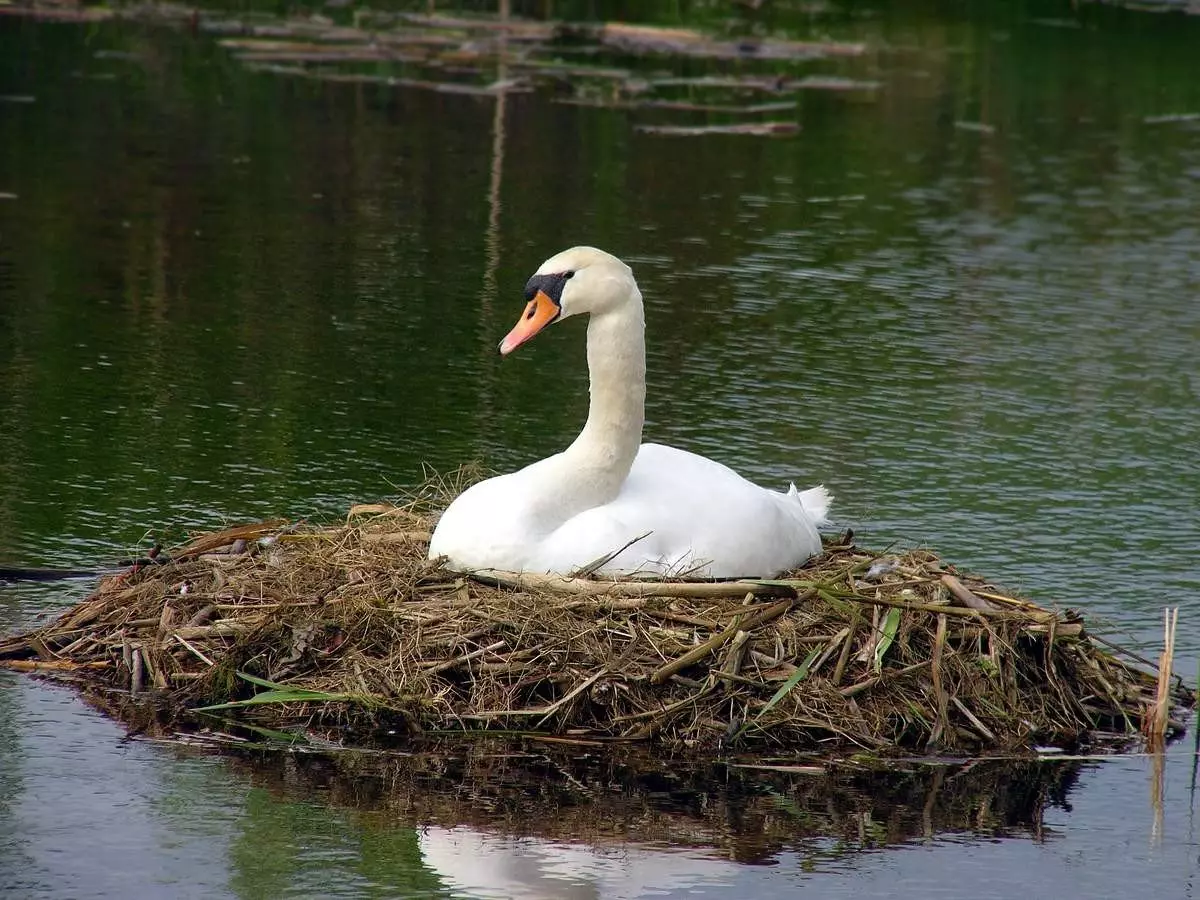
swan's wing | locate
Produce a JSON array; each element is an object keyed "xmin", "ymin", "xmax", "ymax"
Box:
[{"xmin": 539, "ymin": 444, "xmax": 820, "ymax": 577}]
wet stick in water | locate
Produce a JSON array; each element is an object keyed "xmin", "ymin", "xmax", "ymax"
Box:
[
  {"xmin": 1145, "ymin": 606, "xmax": 1178, "ymax": 752},
  {"xmin": 1191, "ymin": 656, "xmax": 1200, "ymax": 797}
]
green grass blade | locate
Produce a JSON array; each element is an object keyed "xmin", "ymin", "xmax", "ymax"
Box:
[
  {"xmin": 873, "ymin": 607, "xmax": 902, "ymax": 673},
  {"xmin": 234, "ymin": 671, "xmax": 292, "ymax": 690},
  {"xmin": 194, "ymin": 688, "xmax": 356, "ymax": 712},
  {"xmin": 754, "ymin": 646, "xmax": 822, "ymax": 723},
  {"xmin": 191, "ymin": 670, "xmax": 361, "ymax": 712},
  {"xmin": 207, "ymin": 715, "xmax": 312, "ymax": 745},
  {"xmin": 235, "ymin": 722, "xmax": 312, "ymax": 744}
]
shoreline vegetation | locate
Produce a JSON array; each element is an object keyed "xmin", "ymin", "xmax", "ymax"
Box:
[{"xmin": 1, "ymin": 490, "xmax": 1191, "ymax": 757}]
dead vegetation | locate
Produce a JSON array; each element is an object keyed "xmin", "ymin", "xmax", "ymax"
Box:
[{"xmin": 1, "ymin": 487, "xmax": 1190, "ymax": 756}]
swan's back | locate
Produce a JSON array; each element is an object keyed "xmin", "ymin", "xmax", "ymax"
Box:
[{"xmin": 526, "ymin": 443, "xmax": 827, "ymax": 578}]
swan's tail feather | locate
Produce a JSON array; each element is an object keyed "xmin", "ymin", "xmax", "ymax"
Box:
[{"xmin": 787, "ymin": 482, "xmax": 832, "ymax": 526}]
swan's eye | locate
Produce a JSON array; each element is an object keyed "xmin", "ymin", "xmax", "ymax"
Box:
[{"xmin": 563, "ymin": 271, "xmax": 575, "ymax": 280}]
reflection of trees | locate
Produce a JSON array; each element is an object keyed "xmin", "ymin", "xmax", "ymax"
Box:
[
  {"xmin": 0, "ymin": 22, "xmax": 502, "ymax": 549},
  {"xmin": 2, "ymin": 3, "xmax": 1199, "ymax": 558},
  {"xmin": 0, "ymin": 676, "xmax": 32, "ymax": 886},
  {"xmin": 227, "ymin": 786, "xmax": 447, "ymax": 899}
]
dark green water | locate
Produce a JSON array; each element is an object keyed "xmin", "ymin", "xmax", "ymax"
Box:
[{"xmin": 2, "ymin": 1, "xmax": 1200, "ymax": 896}]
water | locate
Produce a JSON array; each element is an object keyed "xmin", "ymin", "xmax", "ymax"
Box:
[{"xmin": 2, "ymin": 1, "xmax": 1200, "ymax": 896}]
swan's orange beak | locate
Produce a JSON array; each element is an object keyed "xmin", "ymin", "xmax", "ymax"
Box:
[{"xmin": 499, "ymin": 290, "xmax": 559, "ymax": 355}]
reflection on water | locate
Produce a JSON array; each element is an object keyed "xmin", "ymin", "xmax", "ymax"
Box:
[
  {"xmin": 3, "ymin": 0, "xmax": 1200, "ymax": 897},
  {"xmin": 420, "ymin": 829, "xmax": 738, "ymax": 900},
  {"xmin": 2, "ymin": 674, "xmax": 1199, "ymax": 899},
  {"xmin": 0, "ymin": 677, "xmax": 239, "ymax": 898}
]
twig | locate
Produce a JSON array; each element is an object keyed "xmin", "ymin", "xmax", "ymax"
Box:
[
  {"xmin": 810, "ymin": 627, "xmax": 849, "ymax": 678},
  {"xmin": 951, "ymin": 696, "xmax": 997, "ymax": 743},
  {"xmin": 56, "ymin": 633, "xmax": 98, "ymax": 658},
  {"xmin": 1147, "ymin": 607, "xmax": 1178, "ymax": 750},
  {"xmin": 930, "ymin": 614, "xmax": 949, "ymax": 745},
  {"xmin": 641, "ymin": 608, "xmax": 719, "ymax": 629},
  {"xmin": 940, "ymin": 574, "xmax": 1000, "ymax": 612},
  {"xmin": 360, "ymin": 531, "xmax": 432, "ymax": 544},
  {"xmin": 649, "ymin": 596, "xmax": 803, "ymax": 684},
  {"xmin": 0, "ymin": 659, "xmax": 109, "ymax": 672},
  {"xmin": 718, "ymin": 631, "xmax": 751, "ymax": 687},
  {"xmin": 462, "ymin": 669, "xmax": 615, "ymax": 726},
  {"xmin": 157, "ymin": 603, "xmax": 177, "ymax": 640},
  {"xmin": 570, "ymin": 531, "xmax": 653, "ymax": 578},
  {"xmin": 131, "ymin": 648, "xmax": 144, "ymax": 695},
  {"xmin": 840, "ymin": 659, "xmax": 932, "ymax": 698},
  {"xmin": 423, "ymin": 640, "xmax": 506, "ymax": 675},
  {"xmin": 832, "ymin": 590, "xmax": 1026, "ymax": 621},
  {"xmin": 28, "ymin": 635, "xmax": 60, "ymax": 660},
  {"xmin": 971, "ymin": 589, "xmax": 1043, "ymax": 610},
  {"xmin": 831, "ymin": 615, "xmax": 858, "ymax": 686},
  {"xmin": 611, "ymin": 685, "xmax": 713, "ymax": 725},
  {"xmin": 1024, "ymin": 622, "xmax": 1084, "ymax": 637},
  {"xmin": 174, "ymin": 623, "xmax": 249, "ymax": 640},
  {"xmin": 185, "ymin": 603, "xmax": 218, "ymax": 627},
  {"xmin": 749, "ymin": 649, "xmax": 797, "ymax": 676},
  {"xmin": 1089, "ymin": 632, "xmax": 1167, "ymax": 674},
  {"xmin": 140, "ymin": 646, "xmax": 165, "ymax": 691},
  {"xmin": 473, "ymin": 570, "xmax": 795, "ymax": 599},
  {"xmin": 173, "ymin": 634, "xmax": 216, "ymax": 667}
]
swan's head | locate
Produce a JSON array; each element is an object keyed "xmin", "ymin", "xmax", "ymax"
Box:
[{"xmin": 499, "ymin": 246, "xmax": 637, "ymax": 355}]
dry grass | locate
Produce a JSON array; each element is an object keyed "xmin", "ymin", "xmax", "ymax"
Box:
[{"xmin": 0, "ymin": 491, "xmax": 1191, "ymax": 755}]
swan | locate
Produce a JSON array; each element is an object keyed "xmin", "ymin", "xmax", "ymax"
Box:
[{"xmin": 428, "ymin": 247, "xmax": 830, "ymax": 578}]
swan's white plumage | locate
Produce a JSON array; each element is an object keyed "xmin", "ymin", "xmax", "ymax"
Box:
[{"xmin": 428, "ymin": 247, "xmax": 830, "ymax": 578}]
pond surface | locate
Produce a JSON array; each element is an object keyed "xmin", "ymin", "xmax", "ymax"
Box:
[{"xmin": 2, "ymin": 0, "xmax": 1200, "ymax": 896}]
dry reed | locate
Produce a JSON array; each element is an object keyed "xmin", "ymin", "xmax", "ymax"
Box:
[{"xmin": 0, "ymin": 497, "xmax": 1191, "ymax": 756}]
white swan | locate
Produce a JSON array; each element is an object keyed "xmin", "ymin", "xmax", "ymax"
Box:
[{"xmin": 428, "ymin": 247, "xmax": 830, "ymax": 578}]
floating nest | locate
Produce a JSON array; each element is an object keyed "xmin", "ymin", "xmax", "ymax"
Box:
[{"xmin": 0, "ymin": 496, "xmax": 1191, "ymax": 756}]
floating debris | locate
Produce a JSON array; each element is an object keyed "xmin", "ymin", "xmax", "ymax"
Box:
[
  {"xmin": 0, "ymin": 4, "xmax": 112, "ymax": 22},
  {"xmin": 954, "ymin": 120, "xmax": 997, "ymax": 135},
  {"xmin": 1144, "ymin": 112, "xmax": 1200, "ymax": 124},
  {"xmin": 790, "ymin": 75, "xmax": 882, "ymax": 91},
  {"xmin": 569, "ymin": 21, "xmax": 866, "ymax": 61},
  {"xmin": 555, "ymin": 98, "xmax": 798, "ymax": 115},
  {"xmin": 649, "ymin": 75, "xmax": 794, "ymax": 93},
  {"xmin": 3, "ymin": 2, "xmax": 880, "ymax": 134},
  {"xmin": 635, "ymin": 121, "xmax": 801, "ymax": 137}
]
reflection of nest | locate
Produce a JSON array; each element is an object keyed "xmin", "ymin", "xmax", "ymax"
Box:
[
  {"xmin": 207, "ymin": 741, "xmax": 1083, "ymax": 863},
  {"xmin": 2, "ymin": 490, "xmax": 1189, "ymax": 755}
]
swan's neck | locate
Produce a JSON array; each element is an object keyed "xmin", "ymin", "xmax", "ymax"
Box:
[{"xmin": 560, "ymin": 294, "xmax": 646, "ymax": 502}]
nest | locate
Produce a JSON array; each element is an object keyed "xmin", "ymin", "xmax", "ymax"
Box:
[{"xmin": 0, "ymin": 500, "xmax": 1190, "ymax": 755}]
